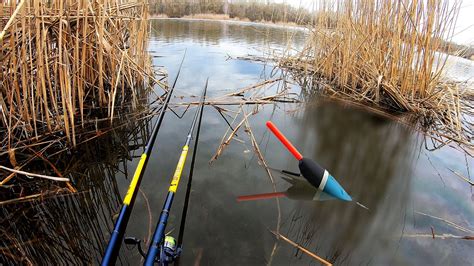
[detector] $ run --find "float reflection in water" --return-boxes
[238,175,337,202]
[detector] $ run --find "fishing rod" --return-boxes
[101,53,186,265]
[144,79,208,266]
[266,121,352,202]
[175,81,207,263]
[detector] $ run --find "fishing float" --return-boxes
[144,79,208,266]
[266,121,352,202]
[101,54,186,265]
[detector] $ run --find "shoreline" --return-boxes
[149,15,473,61]
[149,15,308,32]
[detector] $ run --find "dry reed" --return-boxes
[0,0,157,169]
[280,0,473,148]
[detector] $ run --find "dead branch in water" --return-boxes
[447,168,474,186]
[209,107,249,163]
[404,233,474,240]
[415,211,474,234]
[270,230,333,266]
[0,165,69,182]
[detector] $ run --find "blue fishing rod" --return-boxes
[144,79,208,266]
[101,53,186,265]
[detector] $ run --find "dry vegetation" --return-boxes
[0,1,164,195]
[280,0,473,149]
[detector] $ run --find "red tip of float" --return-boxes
[266,121,303,161]
[237,192,286,202]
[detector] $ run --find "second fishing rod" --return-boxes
[144,79,208,266]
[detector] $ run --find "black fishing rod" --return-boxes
[144,79,208,266]
[101,53,186,266]
[175,79,207,265]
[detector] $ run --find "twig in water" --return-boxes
[0,165,70,182]
[447,168,474,186]
[415,211,474,234]
[209,108,250,163]
[269,230,332,266]
[139,189,153,246]
[403,233,474,240]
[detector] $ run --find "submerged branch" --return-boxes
[404,234,474,240]
[270,230,333,266]
[0,165,70,182]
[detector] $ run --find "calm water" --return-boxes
[2,19,473,265]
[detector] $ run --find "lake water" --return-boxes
[1,19,473,265]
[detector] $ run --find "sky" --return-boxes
[276,0,473,45]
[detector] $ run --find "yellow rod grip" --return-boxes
[123,153,147,205]
[169,145,189,193]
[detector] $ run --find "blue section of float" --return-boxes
[322,175,352,201]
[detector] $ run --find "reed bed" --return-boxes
[280,0,473,148]
[0,0,157,170]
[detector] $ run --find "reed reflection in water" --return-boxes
[0,112,151,265]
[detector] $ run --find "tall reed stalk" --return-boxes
[281,0,473,147]
[0,0,154,167]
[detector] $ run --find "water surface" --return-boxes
[2,19,473,265]
[131,19,474,265]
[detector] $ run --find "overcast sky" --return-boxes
[275,0,473,45]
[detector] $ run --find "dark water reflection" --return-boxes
[0,110,151,264]
[275,103,415,265]
[2,19,473,265]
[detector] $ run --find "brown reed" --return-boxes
[0,0,155,168]
[280,0,473,148]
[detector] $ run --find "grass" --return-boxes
[280,0,473,148]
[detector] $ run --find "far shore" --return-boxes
[149,13,308,32]
[149,14,474,61]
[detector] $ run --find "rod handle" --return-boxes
[266,121,303,161]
